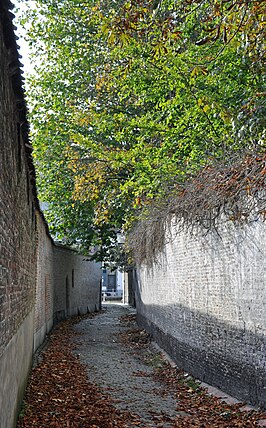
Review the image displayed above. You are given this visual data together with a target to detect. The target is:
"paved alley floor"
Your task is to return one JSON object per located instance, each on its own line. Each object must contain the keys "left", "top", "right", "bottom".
{"left": 17, "top": 304, "right": 266, "bottom": 428}
{"left": 73, "top": 304, "right": 178, "bottom": 427}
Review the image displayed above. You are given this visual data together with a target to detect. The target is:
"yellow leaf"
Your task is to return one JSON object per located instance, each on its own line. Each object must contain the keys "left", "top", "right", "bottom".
{"left": 108, "top": 31, "right": 116, "bottom": 45}
{"left": 198, "top": 98, "right": 204, "bottom": 107}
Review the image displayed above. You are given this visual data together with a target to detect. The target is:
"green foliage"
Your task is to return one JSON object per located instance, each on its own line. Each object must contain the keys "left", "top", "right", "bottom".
{"left": 19, "top": 0, "right": 265, "bottom": 261}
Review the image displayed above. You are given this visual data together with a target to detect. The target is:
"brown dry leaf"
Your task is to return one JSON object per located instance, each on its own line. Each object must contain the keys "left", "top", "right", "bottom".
{"left": 17, "top": 311, "right": 266, "bottom": 428}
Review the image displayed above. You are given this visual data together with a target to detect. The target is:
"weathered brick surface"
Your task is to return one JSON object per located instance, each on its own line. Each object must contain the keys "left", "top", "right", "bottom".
{"left": 53, "top": 246, "right": 102, "bottom": 322}
{"left": 136, "top": 220, "right": 266, "bottom": 408}
{"left": 0, "top": 4, "right": 37, "bottom": 426}
{"left": 34, "top": 212, "right": 102, "bottom": 348}
{"left": 0, "top": 6, "right": 102, "bottom": 426}
{"left": 34, "top": 211, "right": 54, "bottom": 351}
{"left": 0, "top": 5, "right": 36, "bottom": 359}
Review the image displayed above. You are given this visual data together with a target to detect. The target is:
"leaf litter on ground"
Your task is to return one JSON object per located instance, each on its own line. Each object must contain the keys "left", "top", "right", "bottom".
{"left": 17, "top": 311, "right": 266, "bottom": 428}
{"left": 17, "top": 312, "right": 142, "bottom": 428}
{"left": 118, "top": 314, "right": 266, "bottom": 428}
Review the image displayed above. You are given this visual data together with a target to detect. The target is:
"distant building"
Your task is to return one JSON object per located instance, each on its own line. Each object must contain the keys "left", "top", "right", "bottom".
{"left": 102, "top": 267, "right": 123, "bottom": 298}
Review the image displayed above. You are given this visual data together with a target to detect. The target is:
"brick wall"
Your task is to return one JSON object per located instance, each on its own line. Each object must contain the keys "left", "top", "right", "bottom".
{"left": 136, "top": 219, "right": 266, "bottom": 409}
{"left": 0, "top": 4, "right": 102, "bottom": 426}
{"left": 34, "top": 211, "right": 54, "bottom": 351}
{"left": 34, "top": 211, "right": 102, "bottom": 348}
{"left": 0, "top": 6, "right": 36, "bottom": 358}
{"left": 53, "top": 246, "right": 102, "bottom": 322}
{"left": 0, "top": 3, "right": 37, "bottom": 426}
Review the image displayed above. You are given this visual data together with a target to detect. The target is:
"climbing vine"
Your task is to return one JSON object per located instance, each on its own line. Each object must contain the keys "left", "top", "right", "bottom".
{"left": 127, "top": 151, "right": 266, "bottom": 266}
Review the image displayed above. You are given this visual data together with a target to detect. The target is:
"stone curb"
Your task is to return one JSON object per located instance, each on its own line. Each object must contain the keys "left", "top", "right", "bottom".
{"left": 151, "top": 341, "right": 266, "bottom": 426}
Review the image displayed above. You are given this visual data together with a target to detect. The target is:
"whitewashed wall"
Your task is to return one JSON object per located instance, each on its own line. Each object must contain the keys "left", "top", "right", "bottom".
{"left": 136, "top": 219, "right": 266, "bottom": 408}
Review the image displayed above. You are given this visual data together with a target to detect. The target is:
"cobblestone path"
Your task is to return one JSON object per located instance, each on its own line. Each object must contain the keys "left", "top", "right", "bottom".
{"left": 73, "top": 304, "right": 178, "bottom": 427}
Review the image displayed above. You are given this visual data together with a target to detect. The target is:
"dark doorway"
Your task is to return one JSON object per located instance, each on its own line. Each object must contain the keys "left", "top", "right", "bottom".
{"left": 66, "top": 275, "right": 70, "bottom": 316}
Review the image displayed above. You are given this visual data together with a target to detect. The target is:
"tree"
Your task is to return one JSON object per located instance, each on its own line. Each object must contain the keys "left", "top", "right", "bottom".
{"left": 19, "top": 0, "right": 265, "bottom": 262}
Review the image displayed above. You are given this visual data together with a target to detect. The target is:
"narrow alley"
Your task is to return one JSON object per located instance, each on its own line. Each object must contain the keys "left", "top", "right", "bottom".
{"left": 17, "top": 304, "right": 266, "bottom": 428}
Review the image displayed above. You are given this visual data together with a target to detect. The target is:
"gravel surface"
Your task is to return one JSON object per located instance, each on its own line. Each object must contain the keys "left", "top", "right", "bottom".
{"left": 73, "top": 304, "right": 178, "bottom": 427}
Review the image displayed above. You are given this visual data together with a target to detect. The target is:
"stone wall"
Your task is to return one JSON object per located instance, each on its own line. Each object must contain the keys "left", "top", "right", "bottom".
{"left": 135, "top": 219, "right": 266, "bottom": 409}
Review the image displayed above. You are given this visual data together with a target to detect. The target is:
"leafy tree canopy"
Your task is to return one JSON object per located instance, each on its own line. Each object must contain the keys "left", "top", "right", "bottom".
{"left": 19, "top": 0, "right": 265, "bottom": 263}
